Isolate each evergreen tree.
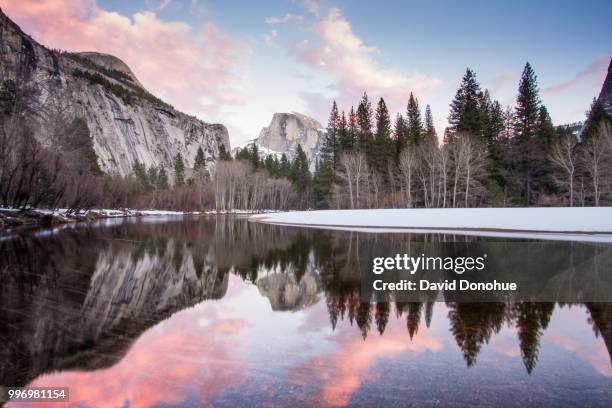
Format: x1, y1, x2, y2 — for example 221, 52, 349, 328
394, 113, 407, 160
194, 146, 206, 171
514, 63, 541, 141
264, 154, 279, 176
424, 104, 437, 144
356, 92, 373, 153
157, 166, 169, 190
337, 110, 349, 150
250, 144, 260, 169
448, 68, 483, 138
147, 166, 159, 190
406, 92, 423, 145
132, 161, 154, 192
173, 152, 185, 187
279, 153, 291, 177
290, 144, 311, 195
514, 62, 542, 205
218, 144, 232, 161
324, 100, 340, 173
485, 100, 505, 143
582, 98, 609, 140
536, 106, 555, 150
346, 106, 358, 150
373, 97, 393, 173
313, 158, 332, 208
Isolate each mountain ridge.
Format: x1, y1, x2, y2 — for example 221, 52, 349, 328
0, 8, 230, 177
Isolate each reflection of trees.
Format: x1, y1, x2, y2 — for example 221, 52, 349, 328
447, 303, 507, 367
2, 216, 611, 388
514, 302, 554, 373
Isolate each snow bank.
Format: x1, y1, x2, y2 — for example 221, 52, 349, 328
250, 207, 612, 234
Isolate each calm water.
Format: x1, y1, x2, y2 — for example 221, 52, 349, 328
1, 216, 611, 407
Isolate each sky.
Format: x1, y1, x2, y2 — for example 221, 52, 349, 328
1, 0, 611, 147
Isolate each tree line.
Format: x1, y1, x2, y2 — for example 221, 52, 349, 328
308, 63, 612, 209
2, 58, 610, 213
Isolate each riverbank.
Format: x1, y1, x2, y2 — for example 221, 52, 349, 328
0, 208, 280, 234
250, 207, 612, 241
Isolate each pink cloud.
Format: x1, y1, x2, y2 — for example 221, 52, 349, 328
287, 315, 443, 407
288, 7, 441, 115
1, 0, 247, 117
543, 55, 610, 95
486, 73, 520, 94
11, 306, 250, 408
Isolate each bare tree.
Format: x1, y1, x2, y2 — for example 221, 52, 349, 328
398, 148, 417, 207
549, 133, 578, 206
338, 152, 368, 209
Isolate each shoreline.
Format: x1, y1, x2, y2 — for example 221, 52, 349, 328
249, 207, 612, 242
0, 208, 278, 235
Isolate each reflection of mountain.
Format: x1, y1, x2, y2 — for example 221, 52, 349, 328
257, 271, 321, 311
1, 216, 611, 389
0, 227, 228, 387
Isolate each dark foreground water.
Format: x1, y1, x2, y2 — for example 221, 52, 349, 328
0, 216, 611, 407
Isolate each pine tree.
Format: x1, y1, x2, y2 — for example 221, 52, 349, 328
514, 62, 542, 205
133, 161, 153, 192
373, 97, 392, 173
147, 166, 159, 190
337, 110, 350, 151
485, 100, 505, 143
313, 158, 332, 207
173, 152, 185, 187
356, 92, 373, 153
347, 106, 358, 150
290, 144, 311, 195
218, 144, 232, 161
324, 100, 340, 173
157, 166, 169, 190
448, 68, 483, 137
536, 106, 555, 150
424, 104, 437, 144
406, 92, 423, 145
194, 146, 206, 171
279, 153, 290, 177
264, 154, 279, 176
582, 98, 609, 140
514, 63, 540, 141
393, 113, 407, 160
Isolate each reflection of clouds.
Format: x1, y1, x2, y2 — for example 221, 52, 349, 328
288, 317, 443, 407
546, 333, 612, 377
15, 306, 249, 408
488, 328, 521, 358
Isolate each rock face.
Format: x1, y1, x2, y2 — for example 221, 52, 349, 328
237, 112, 326, 169
0, 9, 230, 176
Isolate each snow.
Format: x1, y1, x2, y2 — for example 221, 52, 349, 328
250, 207, 612, 242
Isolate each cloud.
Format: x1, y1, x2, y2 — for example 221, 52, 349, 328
263, 28, 279, 47
287, 7, 441, 117
145, 0, 174, 11
486, 73, 520, 95
1, 0, 248, 117
543, 55, 610, 95
301, 0, 321, 17
265, 13, 304, 25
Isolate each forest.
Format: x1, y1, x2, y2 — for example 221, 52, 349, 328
1, 62, 611, 212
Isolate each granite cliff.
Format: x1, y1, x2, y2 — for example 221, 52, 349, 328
0, 9, 230, 177
236, 112, 326, 169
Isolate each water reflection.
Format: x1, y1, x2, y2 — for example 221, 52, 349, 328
0, 216, 611, 407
